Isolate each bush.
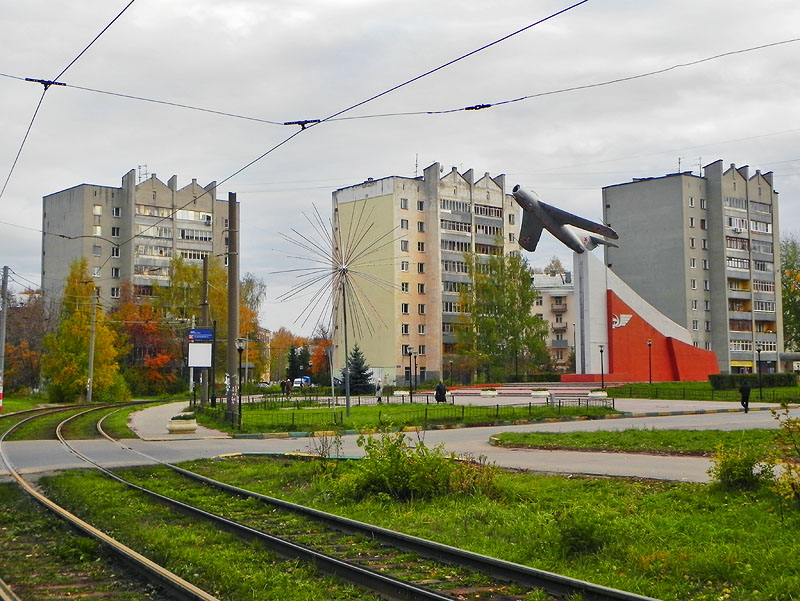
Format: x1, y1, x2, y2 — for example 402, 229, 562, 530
772, 405, 800, 506
709, 373, 796, 390
708, 443, 775, 490
332, 431, 497, 501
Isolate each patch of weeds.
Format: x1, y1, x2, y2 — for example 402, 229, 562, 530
556, 507, 611, 557
707, 443, 775, 491
56, 536, 99, 562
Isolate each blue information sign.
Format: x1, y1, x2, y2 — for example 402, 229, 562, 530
188, 328, 213, 342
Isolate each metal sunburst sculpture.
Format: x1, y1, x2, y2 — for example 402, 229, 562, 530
275, 202, 399, 415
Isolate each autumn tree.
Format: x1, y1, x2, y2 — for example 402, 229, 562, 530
3, 291, 46, 392
310, 324, 333, 384
456, 248, 549, 381
782, 233, 800, 350
111, 282, 182, 395
42, 259, 129, 402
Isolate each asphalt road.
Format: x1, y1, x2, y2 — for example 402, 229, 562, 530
1, 399, 795, 484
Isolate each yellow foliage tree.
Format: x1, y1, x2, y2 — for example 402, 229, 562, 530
42, 259, 127, 402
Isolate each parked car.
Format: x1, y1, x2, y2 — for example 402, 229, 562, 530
293, 376, 311, 388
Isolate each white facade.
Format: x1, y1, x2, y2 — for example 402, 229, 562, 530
531, 271, 575, 372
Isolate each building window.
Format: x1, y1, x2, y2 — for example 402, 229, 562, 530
93, 245, 102, 257
509, 232, 516, 243
111, 267, 120, 279
691, 279, 697, 290
705, 300, 711, 311
700, 218, 707, 230
692, 320, 698, 330
111, 246, 120, 258
401, 239, 409, 252
110, 287, 120, 299
418, 263, 425, 273
418, 241, 425, 252
703, 280, 710, 291
418, 283, 425, 294
93, 225, 102, 236
401, 261, 409, 272
705, 321, 711, 331
92, 266, 101, 278
400, 219, 409, 230
93, 204, 102, 216
689, 197, 695, 208
702, 259, 709, 270
402, 344, 411, 356
689, 217, 695, 228
418, 324, 426, 335
401, 303, 409, 314
400, 197, 408, 210
418, 304, 425, 314
690, 237, 695, 248
417, 200, 424, 211
702, 239, 708, 250
700, 198, 707, 209
112, 206, 121, 218
690, 258, 696, 268
401, 323, 409, 335
401, 282, 409, 293
418, 345, 426, 355
509, 213, 515, 225
417, 221, 425, 232
111, 226, 120, 237
691, 299, 698, 310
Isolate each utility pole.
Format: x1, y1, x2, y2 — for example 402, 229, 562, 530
0, 266, 8, 411
226, 192, 240, 425
200, 256, 210, 404
86, 293, 97, 403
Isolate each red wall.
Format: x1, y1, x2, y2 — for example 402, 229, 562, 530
605, 291, 718, 382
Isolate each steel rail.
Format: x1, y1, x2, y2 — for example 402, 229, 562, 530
0, 405, 221, 601
63, 409, 456, 601
0, 576, 22, 601
93, 418, 660, 601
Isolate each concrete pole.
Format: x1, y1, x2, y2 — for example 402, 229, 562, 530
226, 192, 239, 424
0, 266, 7, 411
200, 256, 210, 403
86, 293, 97, 404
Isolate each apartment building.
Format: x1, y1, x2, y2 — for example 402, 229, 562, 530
332, 163, 519, 385
42, 169, 233, 305
532, 271, 576, 372
603, 159, 782, 374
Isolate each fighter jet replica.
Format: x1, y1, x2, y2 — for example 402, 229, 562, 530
511, 185, 619, 254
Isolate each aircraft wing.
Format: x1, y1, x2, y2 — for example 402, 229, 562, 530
518, 210, 544, 252
539, 200, 619, 240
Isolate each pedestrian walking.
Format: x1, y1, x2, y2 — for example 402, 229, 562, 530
435, 381, 447, 404
739, 380, 750, 413
376, 381, 382, 404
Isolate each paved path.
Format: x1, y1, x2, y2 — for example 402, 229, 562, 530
1, 398, 795, 484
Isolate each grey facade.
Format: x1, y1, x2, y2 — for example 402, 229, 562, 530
42, 169, 233, 306
603, 160, 782, 374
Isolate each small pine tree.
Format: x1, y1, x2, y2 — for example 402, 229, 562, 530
343, 344, 373, 394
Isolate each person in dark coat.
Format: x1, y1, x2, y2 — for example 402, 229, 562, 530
739, 380, 750, 413
435, 381, 447, 404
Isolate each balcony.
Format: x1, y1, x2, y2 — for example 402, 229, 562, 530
551, 322, 568, 332
551, 303, 568, 313
550, 339, 570, 349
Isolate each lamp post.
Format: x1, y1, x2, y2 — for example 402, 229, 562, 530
647, 339, 653, 385
406, 348, 414, 403
235, 337, 246, 429
756, 343, 763, 400
413, 351, 418, 394
599, 344, 605, 390
498, 341, 506, 382
449, 360, 453, 385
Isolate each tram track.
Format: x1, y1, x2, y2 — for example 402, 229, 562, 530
3, 404, 662, 601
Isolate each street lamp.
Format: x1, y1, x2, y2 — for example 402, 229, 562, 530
647, 339, 653, 385
756, 343, 763, 400
235, 337, 246, 429
599, 344, 605, 390
449, 360, 453, 385
406, 348, 414, 403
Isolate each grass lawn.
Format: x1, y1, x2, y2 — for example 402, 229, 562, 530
491, 428, 778, 456
197, 401, 618, 434
609, 381, 800, 402
1, 395, 50, 412
40, 455, 800, 601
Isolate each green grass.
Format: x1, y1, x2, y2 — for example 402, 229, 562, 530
197, 401, 618, 434
0, 484, 164, 600
609, 381, 800, 402
1, 395, 50, 412
174, 455, 799, 601
101, 403, 166, 439
40, 471, 384, 601
491, 428, 778, 455
4, 407, 85, 441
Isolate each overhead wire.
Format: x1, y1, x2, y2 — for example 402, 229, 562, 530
0, 0, 138, 202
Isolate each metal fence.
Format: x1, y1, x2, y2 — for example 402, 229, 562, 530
614, 386, 798, 402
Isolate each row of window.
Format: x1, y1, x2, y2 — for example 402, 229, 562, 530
399, 261, 425, 273
442, 239, 471, 252
136, 224, 172, 238
724, 216, 773, 233
180, 228, 213, 242
93, 245, 120, 258
400, 282, 426, 294
730, 340, 777, 352
441, 219, 471, 232
92, 266, 121, 278
690, 279, 711, 291
401, 324, 427, 335
93, 205, 122, 218
400, 240, 426, 252
400, 303, 426, 315
400, 198, 426, 211
401, 344, 426, 355
93, 226, 121, 237
724, 196, 772, 213
690, 257, 709, 269
473, 204, 502, 218
725, 257, 773, 272
136, 204, 172, 218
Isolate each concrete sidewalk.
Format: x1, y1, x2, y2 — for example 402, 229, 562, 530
128, 401, 230, 441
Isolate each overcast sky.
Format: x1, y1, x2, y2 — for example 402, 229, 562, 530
2, 0, 799, 336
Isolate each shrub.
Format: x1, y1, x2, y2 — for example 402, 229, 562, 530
709, 373, 796, 390
708, 443, 775, 490
332, 431, 497, 501
171, 412, 196, 421
772, 405, 800, 506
